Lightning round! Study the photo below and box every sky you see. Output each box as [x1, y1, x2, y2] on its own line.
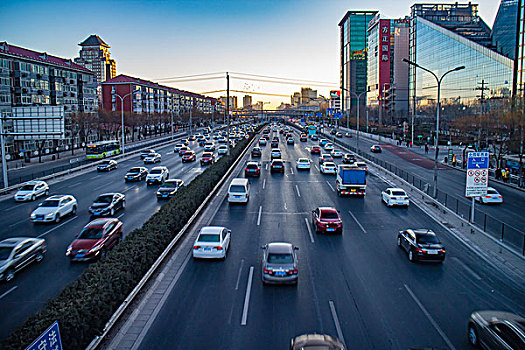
[0, 0, 502, 108]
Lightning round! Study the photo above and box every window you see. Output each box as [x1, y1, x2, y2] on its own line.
[489, 323, 523, 348]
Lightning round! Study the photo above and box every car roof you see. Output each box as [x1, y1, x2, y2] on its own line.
[165, 179, 182, 183]
[407, 229, 436, 236]
[0, 237, 37, 247]
[323, 162, 336, 166]
[231, 178, 248, 185]
[267, 242, 293, 253]
[319, 207, 337, 213]
[297, 158, 309, 161]
[87, 218, 114, 227]
[246, 161, 259, 165]
[46, 195, 70, 200]
[151, 166, 166, 171]
[199, 226, 226, 235]
[387, 188, 405, 192]
[22, 180, 45, 186]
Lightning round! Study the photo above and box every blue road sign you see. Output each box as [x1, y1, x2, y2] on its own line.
[467, 152, 489, 169]
[315, 112, 322, 117]
[25, 321, 63, 350]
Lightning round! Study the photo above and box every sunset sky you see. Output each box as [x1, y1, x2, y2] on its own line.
[1, 0, 502, 108]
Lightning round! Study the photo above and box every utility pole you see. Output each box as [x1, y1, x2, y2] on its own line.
[226, 72, 230, 155]
[475, 80, 488, 151]
[171, 96, 174, 140]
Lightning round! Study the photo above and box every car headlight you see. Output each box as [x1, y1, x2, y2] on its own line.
[89, 244, 102, 254]
[156, 192, 161, 195]
[46, 212, 55, 217]
[31, 213, 36, 218]
[66, 245, 72, 255]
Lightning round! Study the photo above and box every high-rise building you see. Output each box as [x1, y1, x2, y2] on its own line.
[409, 3, 514, 119]
[367, 16, 410, 124]
[339, 10, 378, 113]
[492, 0, 519, 60]
[243, 95, 252, 108]
[517, 0, 525, 98]
[219, 96, 237, 110]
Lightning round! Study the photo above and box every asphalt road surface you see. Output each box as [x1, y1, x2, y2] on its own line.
[133, 129, 525, 349]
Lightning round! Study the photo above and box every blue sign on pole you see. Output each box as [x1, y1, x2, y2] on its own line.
[466, 152, 489, 169]
[25, 321, 63, 350]
[315, 112, 322, 118]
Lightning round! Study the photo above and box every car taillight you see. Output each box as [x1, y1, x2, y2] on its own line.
[415, 247, 424, 253]
[245, 168, 248, 171]
[193, 245, 200, 250]
[498, 196, 503, 199]
[485, 196, 491, 198]
[441, 249, 446, 253]
[288, 268, 298, 275]
[216, 246, 223, 250]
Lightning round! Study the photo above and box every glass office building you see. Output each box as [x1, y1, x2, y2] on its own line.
[492, 0, 518, 60]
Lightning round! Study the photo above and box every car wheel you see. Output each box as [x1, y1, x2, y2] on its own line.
[45, 189, 49, 195]
[468, 324, 479, 347]
[55, 214, 61, 223]
[35, 251, 44, 262]
[110, 207, 115, 216]
[31, 194, 36, 201]
[122, 200, 126, 209]
[5, 269, 15, 282]
[71, 206, 77, 216]
[408, 249, 415, 262]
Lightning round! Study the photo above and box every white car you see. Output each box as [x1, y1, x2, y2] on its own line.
[146, 166, 169, 185]
[192, 226, 231, 259]
[204, 143, 215, 152]
[324, 143, 334, 152]
[271, 148, 281, 159]
[14, 181, 49, 202]
[475, 187, 503, 204]
[143, 153, 162, 164]
[355, 161, 368, 172]
[331, 149, 343, 158]
[30, 195, 77, 223]
[259, 138, 267, 146]
[382, 188, 409, 207]
[174, 144, 185, 152]
[320, 162, 337, 174]
[296, 158, 311, 170]
[217, 145, 228, 155]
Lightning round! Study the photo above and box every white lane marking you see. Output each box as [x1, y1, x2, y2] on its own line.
[89, 174, 100, 180]
[326, 181, 335, 192]
[123, 184, 138, 193]
[284, 202, 287, 211]
[348, 210, 367, 234]
[404, 284, 456, 350]
[290, 167, 294, 175]
[451, 257, 482, 281]
[257, 206, 262, 226]
[117, 213, 125, 220]
[235, 259, 245, 291]
[37, 216, 78, 238]
[262, 178, 266, 190]
[329, 300, 347, 348]
[295, 185, 301, 197]
[241, 266, 254, 326]
[315, 165, 319, 171]
[3, 204, 25, 212]
[304, 218, 315, 243]
[68, 181, 84, 188]
[0, 286, 18, 300]
[265, 163, 269, 170]
[9, 217, 28, 227]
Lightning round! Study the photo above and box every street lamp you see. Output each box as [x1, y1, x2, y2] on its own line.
[403, 58, 465, 197]
[113, 88, 140, 154]
[342, 88, 367, 153]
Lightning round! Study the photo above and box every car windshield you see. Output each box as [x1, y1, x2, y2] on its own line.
[41, 200, 60, 207]
[416, 234, 440, 245]
[77, 227, 103, 240]
[95, 195, 113, 204]
[230, 185, 246, 193]
[298, 159, 308, 163]
[19, 184, 35, 191]
[247, 164, 258, 169]
[487, 189, 498, 194]
[267, 253, 293, 264]
[198, 234, 220, 242]
[321, 211, 339, 219]
[392, 191, 406, 196]
[273, 161, 283, 165]
[0, 247, 13, 260]
[160, 182, 177, 189]
[150, 169, 162, 174]
[203, 153, 212, 157]
[100, 160, 111, 165]
[129, 168, 141, 173]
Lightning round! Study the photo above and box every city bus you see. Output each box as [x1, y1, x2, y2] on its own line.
[86, 140, 121, 160]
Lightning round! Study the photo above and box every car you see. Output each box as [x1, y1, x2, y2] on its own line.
[66, 218, 123, 261]
[271, 148, 281, 159]
[192, 226, 231, 259]
[312, 207, 342, 234]
[217, 137, 227, 144]
[261, 242, 298, 285]
[382, 188, 409, 207]
[198, 139, 206, 147]
[320, 162, 337, 174]
[271, 159, 285, 173]
[468, 311, 525, 349]
[319, 139, 329, 147]
[290, 334, 345, 350]
[311, 134, 318, 141]
[296, 158, 311, 170]
[174, 143, 185, 152]
[300, 134, 308, 142]
[331, 149, 343, 158]
[178, 146, 190, 156]
[89, 193, 125, 217]
[262, 134, 270, 140]
[182, 151, 196, 162]
[251, 147, 262, 157]
[140, 149, 156, 160]
[200, 152, 215, 165]
[125, 167, 148, 182]
[143, 152, 162, 164]
[475, 187, 503, 204]
[203, 143, 215, 152]
[0, 237, 46, 282]
[259, 138, 267, 146]
[146, 166, 169, 185]
[188, 135, 196, 141]
[343, 153, 356, 164]
[319, 153, 333, 165]
[355, 161, 368, 172]
[271, 140, 279, 148]
[324, 143, 334, 152]
[370, 145, 382, 153]
[217, 145, 228, 155]
[245, 161, 261, 177]
[156, 179, 184, 199]
[336, 132, 343, 138]
[14, 180, 49, 202]
[30, 194, 77, 223]
[181, 138, 190, 146]
[97, 159, 117, 172]
[330, 129, 337, 135]
[345, 132, 353, 138]
[310, 146, 321, 155]
[287, 137, 295, 145]
[397, 229, 446, 263]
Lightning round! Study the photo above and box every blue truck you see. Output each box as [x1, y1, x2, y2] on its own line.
[336, 164, 366, 196]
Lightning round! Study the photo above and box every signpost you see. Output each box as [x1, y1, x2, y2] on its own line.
[465, 152, 489, 223]
[25, 321, 63, 350]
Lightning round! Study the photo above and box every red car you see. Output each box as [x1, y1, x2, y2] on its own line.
[200, 152, 215, 165]
[312, 207, 343, 234]
[182, 151, 196, 162]
[310, 146, 321, 154]
[66, 218, 123, 261]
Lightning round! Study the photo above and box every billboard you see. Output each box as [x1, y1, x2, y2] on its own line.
[11, 106, 65, 141]
[330, 90, 341, 99]
[378, 19, 391, 106]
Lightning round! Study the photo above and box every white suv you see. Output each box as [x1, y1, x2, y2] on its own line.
[146, 166, 169, 185]
[14, 181, 49, 202]
[30, 195, 77, 223]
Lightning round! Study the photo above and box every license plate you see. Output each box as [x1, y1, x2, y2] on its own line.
[351, 189, 356, 192]
[427, 250, 438, 255]
[76, 254, 84, 258]
[327, 228, 335, 231]
[204, 248, 212, 252]
[276, 271, 285, 276]
[397, 202, 404, 205]
[163, 195, 168, 197]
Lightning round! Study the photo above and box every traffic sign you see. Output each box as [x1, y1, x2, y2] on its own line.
[25, 321, 63, 350]
[465, 152, 489, 197]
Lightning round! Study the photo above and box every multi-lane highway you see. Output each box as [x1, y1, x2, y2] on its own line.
[0, 136, 215, 340]
[111, 127, 525, 349]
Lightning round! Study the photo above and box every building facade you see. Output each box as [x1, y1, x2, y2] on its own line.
[492, 0, 519, 60]
[243, 95, 252, 108]
[219, 96, 237, 110]
[339, 10, 378, 113]
[517, 0, 525, 99]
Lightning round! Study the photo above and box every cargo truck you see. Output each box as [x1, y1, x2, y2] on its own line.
[336, 164, 366, 196]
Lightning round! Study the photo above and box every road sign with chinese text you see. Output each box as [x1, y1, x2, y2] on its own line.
[465, 152, 489, 197]
[25, 321, 63, 350]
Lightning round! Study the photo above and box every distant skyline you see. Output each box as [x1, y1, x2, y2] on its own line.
[1, 0, 502, 108]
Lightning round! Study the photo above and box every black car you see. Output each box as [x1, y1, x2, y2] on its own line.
[97, 160, 117, 172]
[245, 162, 261, 177]
[270, 159, 285, 173]
[124, 167, 148, 182]
[311, 134, 318, 141]
[271, 140, 279, 148]
[330, 129, 337, 135]
[89, 193, 125, 217]
[468, 310, 525, 349]
[287, 138, 295, 145]
[370, 145, 382, 153]
[156, 179, 184, 199]
[251, 147, 262, 157]
[343, 154, 357, 164]
[397, 229, 445, 263]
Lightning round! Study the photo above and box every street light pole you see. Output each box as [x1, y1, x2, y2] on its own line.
[342, 88, 366, 153]
[403, 58, 465, 197]
[113, 89, 138, 154]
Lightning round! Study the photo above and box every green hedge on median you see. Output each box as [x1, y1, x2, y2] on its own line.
[1, 125, 262, 350]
